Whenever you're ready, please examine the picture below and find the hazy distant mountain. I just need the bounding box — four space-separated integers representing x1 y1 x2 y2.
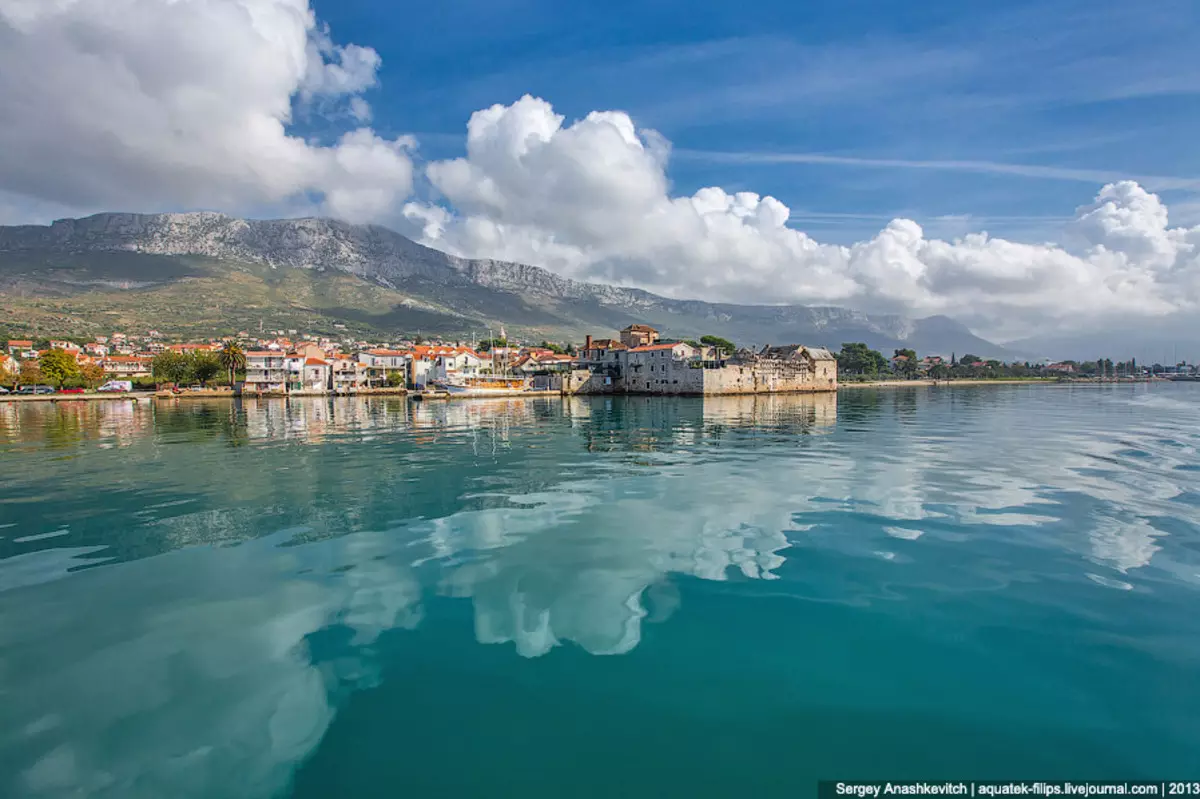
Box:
1008 317 1200 365
0 212 1010 356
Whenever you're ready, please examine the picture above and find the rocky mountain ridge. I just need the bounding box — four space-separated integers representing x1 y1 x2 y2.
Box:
0 212 1006 355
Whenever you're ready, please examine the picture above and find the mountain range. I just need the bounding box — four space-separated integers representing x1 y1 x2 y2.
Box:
0 212 1011 357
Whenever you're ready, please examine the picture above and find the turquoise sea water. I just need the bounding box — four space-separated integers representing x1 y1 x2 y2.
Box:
1 386 1198 798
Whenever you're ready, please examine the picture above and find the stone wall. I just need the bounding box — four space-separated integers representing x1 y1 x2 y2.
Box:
568 353 837 396
699 357 836 394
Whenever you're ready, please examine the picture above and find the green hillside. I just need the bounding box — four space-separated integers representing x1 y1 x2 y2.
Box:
0 250 716 345
0 252 539 341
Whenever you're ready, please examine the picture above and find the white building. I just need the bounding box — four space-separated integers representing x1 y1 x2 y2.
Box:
406 346 477 388
297 357 332 392
331 355 369 392
100 355 153 378
432 349 484 384
357 349 410 387
244 351 289 393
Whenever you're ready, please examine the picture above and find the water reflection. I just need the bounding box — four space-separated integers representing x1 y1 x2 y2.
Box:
1 387 1199 797
0 393 843 798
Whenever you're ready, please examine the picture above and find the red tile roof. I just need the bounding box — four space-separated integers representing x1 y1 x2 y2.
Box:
7 340 33 347
629 342 689 352
305 358 328 366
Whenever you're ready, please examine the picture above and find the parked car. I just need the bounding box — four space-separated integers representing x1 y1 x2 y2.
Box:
0 386 9 394
98 380 133 393
58 387 85 394
17 386 55 395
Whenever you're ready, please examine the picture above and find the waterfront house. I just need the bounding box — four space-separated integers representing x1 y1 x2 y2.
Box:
299 358 332 392
620 324 660 349
100 355 153 378
514 353 575 374
358 348 411 387
432 349 484 385
244 350 289 393
403 346 478 388
331 355 369 392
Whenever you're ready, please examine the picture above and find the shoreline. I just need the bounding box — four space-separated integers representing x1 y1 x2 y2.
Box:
838 378 1164 389
1 378 1173 402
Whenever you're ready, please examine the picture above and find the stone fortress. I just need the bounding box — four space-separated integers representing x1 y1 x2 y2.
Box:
564 324 837 395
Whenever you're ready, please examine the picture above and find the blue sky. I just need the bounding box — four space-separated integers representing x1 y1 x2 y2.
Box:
310 0 1200 244
2 0 1197 344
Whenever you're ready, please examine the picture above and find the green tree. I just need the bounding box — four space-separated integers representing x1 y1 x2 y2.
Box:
893 348 918 378
699 335 736 355
190 352 222 386
78 361 106 389
539 340 565 354
477 337 507 352
152 351 190 385
218 342 247 386
19 360 43 386
385 370 405 387
39 349 80 388
836 342 888 376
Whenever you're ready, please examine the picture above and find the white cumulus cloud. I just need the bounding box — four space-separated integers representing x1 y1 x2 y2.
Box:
0 0 412 222
1 0 1197 338
405 96 1200 339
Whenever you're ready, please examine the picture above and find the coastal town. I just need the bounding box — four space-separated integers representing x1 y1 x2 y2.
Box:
1 322 1196 399
0 323 841 398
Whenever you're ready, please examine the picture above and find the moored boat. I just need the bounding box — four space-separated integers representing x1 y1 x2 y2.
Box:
434 376 529 396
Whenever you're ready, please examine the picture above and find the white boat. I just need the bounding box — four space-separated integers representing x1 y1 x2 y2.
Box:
434 376 529 396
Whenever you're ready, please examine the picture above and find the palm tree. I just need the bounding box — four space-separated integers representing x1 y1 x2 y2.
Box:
218 341 246 387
